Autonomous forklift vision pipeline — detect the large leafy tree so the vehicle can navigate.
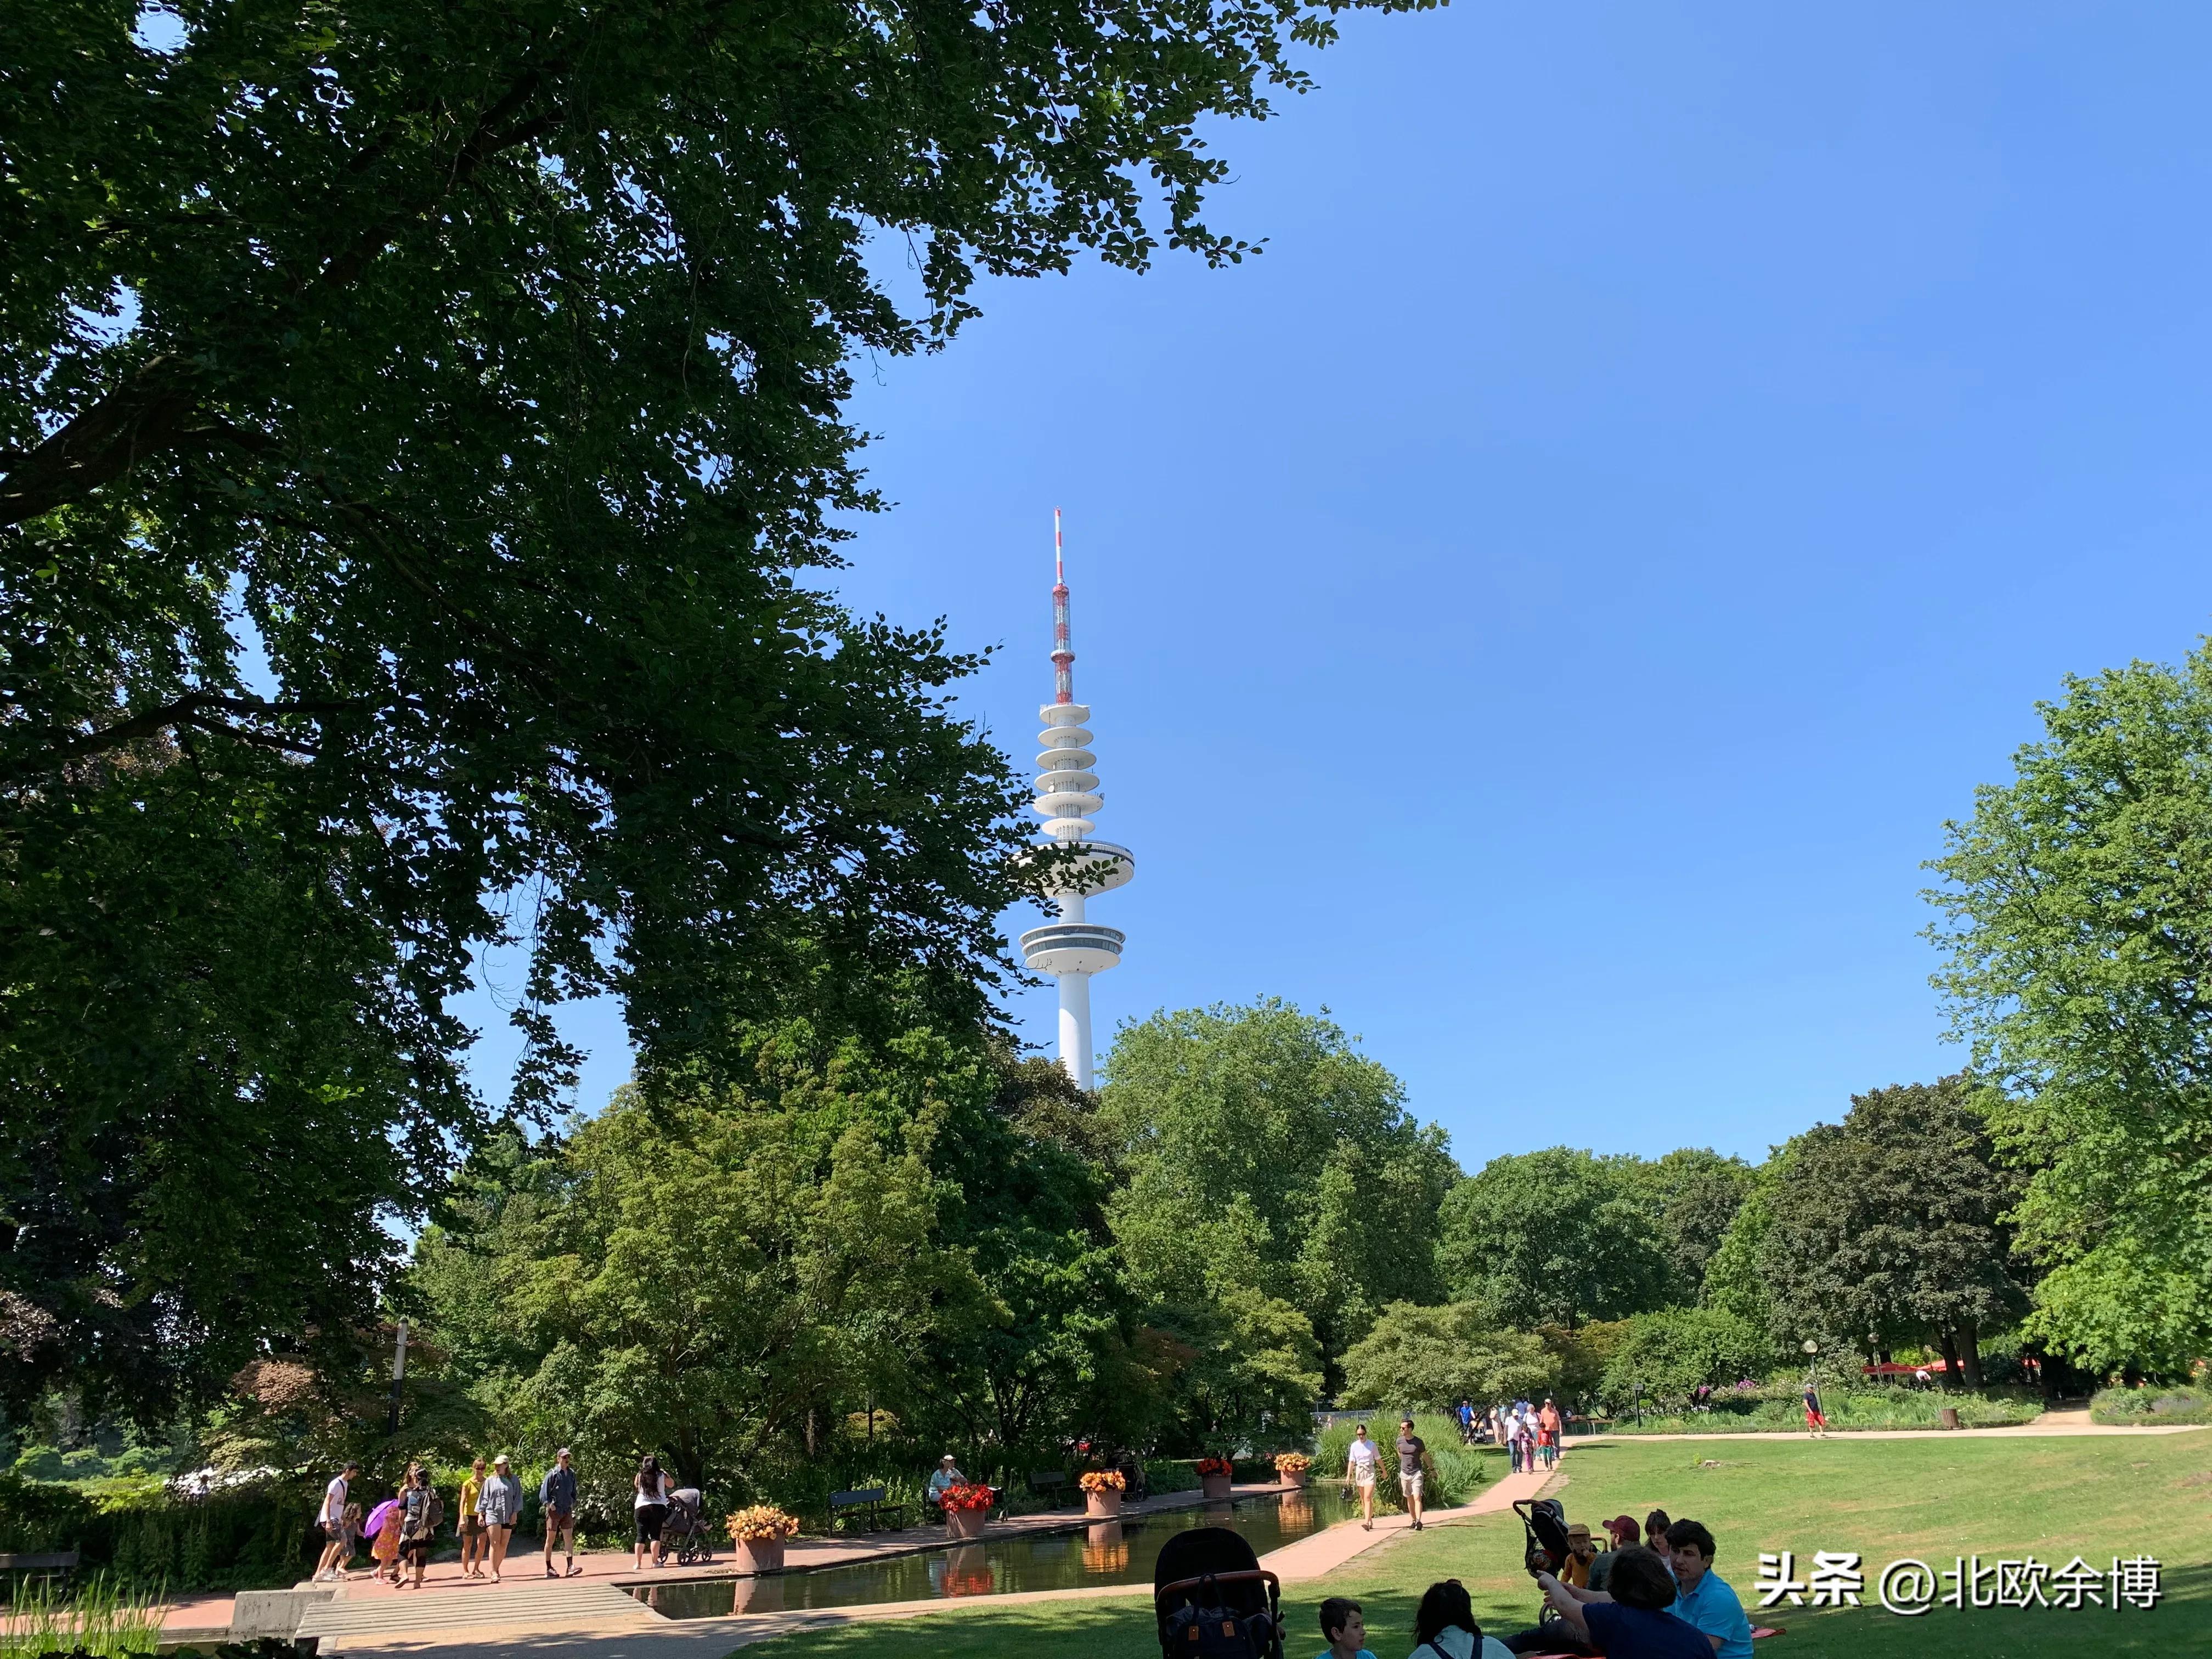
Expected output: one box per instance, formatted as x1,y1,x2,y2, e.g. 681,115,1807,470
1099,999,1459,1387
1598,1306,1772,1411
1927,645,2212,1375
1760,1079,2028,1384
1435,1148,1671,1330
1336,1302,1550,1412
1629,1147,1756,1300
2,0,1429,1413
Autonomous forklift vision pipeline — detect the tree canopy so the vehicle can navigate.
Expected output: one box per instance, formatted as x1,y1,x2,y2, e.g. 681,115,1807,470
2,0,1434,1417
1435,1148,1673,1330
1760,1078,2027,1384
1336,1302,1550,1412
1098,999,1459,1389
1928,642,2212,1375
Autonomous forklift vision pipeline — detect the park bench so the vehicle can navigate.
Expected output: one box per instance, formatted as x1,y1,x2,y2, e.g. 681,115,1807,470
1025,1468,1077,1508
828,1487,906,1533
0,1550,79,1590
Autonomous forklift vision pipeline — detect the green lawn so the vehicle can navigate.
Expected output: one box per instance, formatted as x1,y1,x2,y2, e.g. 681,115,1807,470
731,1431,2212,1658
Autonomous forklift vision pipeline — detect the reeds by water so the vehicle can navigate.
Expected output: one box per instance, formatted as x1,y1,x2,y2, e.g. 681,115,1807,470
0,1573,166,1659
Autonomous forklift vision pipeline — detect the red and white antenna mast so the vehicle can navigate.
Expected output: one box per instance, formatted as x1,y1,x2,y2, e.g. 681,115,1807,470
1051,507,1075,706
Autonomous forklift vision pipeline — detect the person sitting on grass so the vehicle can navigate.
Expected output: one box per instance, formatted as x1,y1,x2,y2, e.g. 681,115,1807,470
1319,1595,1376,1659
1661,1520,1753,1659
1534,1545,1708,1659
1407,1579,1513,1659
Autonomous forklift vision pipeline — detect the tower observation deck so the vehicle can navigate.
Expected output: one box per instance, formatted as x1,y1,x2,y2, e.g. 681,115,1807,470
1018,511,1133,1090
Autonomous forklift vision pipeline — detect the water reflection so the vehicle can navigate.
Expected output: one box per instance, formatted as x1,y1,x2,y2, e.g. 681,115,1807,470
633,1488,1359,1621
1083,1521,1128,1575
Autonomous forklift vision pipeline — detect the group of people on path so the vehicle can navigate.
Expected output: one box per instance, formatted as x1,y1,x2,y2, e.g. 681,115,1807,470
1316,1509,1753,1659
1465,1398,1560,1472
311,1449,584,1587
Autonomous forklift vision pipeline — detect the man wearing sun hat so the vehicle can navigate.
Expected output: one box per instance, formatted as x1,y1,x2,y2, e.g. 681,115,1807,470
926,1454,965,1523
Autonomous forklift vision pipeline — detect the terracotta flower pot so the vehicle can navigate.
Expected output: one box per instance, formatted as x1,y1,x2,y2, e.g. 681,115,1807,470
1200,1472,1233,1499
1085,1488,1124,1518
736,1538,786,1573
1278,1468,1310,1489
947,1505,988,1539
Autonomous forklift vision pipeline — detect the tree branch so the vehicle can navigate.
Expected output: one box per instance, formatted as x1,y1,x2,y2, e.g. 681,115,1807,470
3,691,365,780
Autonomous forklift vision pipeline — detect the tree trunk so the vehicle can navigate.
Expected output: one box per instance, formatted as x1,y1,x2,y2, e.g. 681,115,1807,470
1957,1321,1984,1390
804,1407,817,1457
1937,1329,1963,1392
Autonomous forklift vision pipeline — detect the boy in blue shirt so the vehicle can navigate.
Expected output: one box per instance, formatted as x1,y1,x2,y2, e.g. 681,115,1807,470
1662,1521,1754,1659
1319,1596,1376,1659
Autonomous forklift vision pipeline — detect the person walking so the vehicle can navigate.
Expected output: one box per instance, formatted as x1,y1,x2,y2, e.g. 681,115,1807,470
1802,1380,1829,1437
479,1454,522,1582
633,1454,672,1570
1345,1423,1380,1531
313,1460,360,1581
1396,1419,1429,1532
397,1462,443,1590
540,1448,580,1578
366,1493,404,1585
458,1457,488,1579
1537,1399,1562,1470
1504,1409,1528,1475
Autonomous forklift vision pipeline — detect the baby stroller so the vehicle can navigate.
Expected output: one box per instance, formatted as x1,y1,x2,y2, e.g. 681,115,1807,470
660,1487,714,1566
1154,1526,1284,1659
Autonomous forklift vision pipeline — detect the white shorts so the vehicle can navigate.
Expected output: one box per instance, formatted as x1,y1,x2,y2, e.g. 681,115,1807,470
1353,1472,1375,1489
1401,1471,1424,1499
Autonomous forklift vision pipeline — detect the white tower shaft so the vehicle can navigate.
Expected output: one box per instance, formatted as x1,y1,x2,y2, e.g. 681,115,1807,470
1018,511,1133,1090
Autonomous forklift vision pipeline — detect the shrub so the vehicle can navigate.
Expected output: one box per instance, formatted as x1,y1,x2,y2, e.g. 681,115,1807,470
2091,1386,2212,1425
1313,1414,1491,1508
1600,1308,1775,1408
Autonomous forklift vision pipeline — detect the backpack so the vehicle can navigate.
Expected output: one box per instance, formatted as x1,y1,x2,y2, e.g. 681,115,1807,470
1163,1581,1276,1659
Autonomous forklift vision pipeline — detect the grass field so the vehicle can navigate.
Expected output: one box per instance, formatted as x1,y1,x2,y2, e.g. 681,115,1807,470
733,1431,2212,1659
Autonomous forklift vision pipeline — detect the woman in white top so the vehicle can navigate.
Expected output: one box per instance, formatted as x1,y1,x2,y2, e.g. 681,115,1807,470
633,1454,673,1570
1344,1424,1380,1532
1408,1580,1513,1659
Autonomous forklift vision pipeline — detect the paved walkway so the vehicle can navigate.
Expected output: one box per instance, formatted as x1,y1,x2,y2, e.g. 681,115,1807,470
301,1463,1570,1656
1577,1408,2205,1443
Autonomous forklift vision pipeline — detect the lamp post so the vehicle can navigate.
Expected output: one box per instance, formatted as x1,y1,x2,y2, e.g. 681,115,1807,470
386,1319,409,1437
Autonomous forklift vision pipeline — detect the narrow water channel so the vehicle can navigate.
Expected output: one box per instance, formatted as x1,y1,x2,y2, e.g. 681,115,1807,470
629,1487,1361,1618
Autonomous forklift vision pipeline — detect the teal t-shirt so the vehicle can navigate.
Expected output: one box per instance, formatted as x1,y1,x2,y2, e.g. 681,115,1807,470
1315,1650,1376,1659
1670,1568,1754,1659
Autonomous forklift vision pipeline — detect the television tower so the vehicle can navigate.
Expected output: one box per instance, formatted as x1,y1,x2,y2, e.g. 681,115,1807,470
1018,511,1135,1091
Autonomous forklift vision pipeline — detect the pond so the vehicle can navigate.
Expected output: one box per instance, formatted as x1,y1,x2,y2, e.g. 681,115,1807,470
628,1486,1361,1619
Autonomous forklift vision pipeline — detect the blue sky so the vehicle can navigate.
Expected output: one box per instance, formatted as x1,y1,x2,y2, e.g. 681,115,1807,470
469,2,2212,1166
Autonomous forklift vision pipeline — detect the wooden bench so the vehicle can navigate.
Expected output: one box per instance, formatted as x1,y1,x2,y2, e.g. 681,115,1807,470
0,1550,79,1589
828,1487,905,1533
1025,1469,1076,1508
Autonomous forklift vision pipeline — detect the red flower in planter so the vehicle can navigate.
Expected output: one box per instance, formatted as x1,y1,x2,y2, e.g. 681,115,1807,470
1195,1456,1235,1478
938,1481,996,1512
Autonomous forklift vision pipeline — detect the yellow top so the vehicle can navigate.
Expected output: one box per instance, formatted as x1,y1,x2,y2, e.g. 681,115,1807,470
460,1474,483,1517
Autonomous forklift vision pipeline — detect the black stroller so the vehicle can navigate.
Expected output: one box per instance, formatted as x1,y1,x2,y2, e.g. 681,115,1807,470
1154,1527,1284,1659
660,1487,715,1566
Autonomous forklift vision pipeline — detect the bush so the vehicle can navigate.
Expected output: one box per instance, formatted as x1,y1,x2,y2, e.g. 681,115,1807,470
0,1472,327,1592
1611,1386,2043,1434
1599,1307,1774,1409
2091,1386,2212,1425
1338,1304,1551,1410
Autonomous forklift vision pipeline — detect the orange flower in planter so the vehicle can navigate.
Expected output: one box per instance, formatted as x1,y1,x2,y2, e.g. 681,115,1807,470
725,1505,802,1544
1273,1452,1313,1475
1078,1470,1126,1493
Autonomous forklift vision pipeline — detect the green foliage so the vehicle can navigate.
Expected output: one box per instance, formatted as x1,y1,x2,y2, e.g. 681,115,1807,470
0,1474,319,1591
2089,1384,2212,1425
1099,999,1458,1393
0,1573,165,1658
1611,1386,2044,1434
1336,1304,1551,1411
1760,1078,2028,1380
1927,642,2212,1375
1598,1307,1776,1409
5,0,1439,1419
1626,1149,1756,1296
1435,1148,1672,1329
1700,1182,1776,1329
1138,1284,1324,1455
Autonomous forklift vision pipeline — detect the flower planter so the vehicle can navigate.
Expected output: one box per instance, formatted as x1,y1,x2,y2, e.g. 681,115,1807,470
1084,1488,1124,1519
1200,1473,1233,1499
1278,1469,1310,1489
947,1506,988,1540
736,1538,786,1574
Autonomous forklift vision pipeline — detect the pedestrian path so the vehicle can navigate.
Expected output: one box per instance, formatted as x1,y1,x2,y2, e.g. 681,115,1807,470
298,1581,660,1644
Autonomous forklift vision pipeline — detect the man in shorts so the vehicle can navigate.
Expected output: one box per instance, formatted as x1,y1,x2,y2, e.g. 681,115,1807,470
1396,1419,1428,1531
1344,1424,1380,1531
314,1461,359,1581
539,1448,579,1577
